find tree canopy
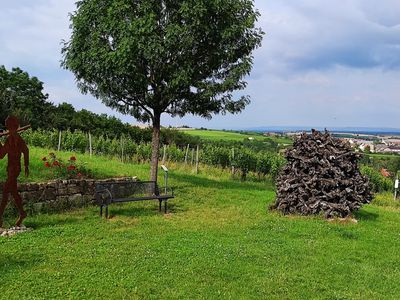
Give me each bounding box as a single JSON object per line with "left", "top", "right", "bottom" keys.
{"left": 62, "top": 0, "right": 263, "bottom": 181}
{"left": 0, "top": 66, "right": 52, "bottom": 129}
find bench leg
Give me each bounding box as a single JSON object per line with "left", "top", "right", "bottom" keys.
{"left": 159, "top": 199, "right": 162, "bottom": 212}
{"left": 100, "top": 205, "right": 103, "bottom": 217}
{"left": 105, "top": 205, "right": 109, "bottom": 219}
{"left": 164, "top": 200, "right": 167, "bottom": 213}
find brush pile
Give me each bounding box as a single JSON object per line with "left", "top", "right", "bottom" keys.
{"left": 272, "top": 129, "right": 372, "bottom": 218}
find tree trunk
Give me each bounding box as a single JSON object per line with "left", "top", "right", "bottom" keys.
{"left": 150, "top": 113, "right": 161, "bottom": 183}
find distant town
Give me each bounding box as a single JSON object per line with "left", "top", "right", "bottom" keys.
{"left": 270, "top": 131, "right": 400, "bottom": 154}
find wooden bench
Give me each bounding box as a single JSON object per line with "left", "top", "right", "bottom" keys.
{"left": 95, "top": 167, "right": 174, "bottom": 218}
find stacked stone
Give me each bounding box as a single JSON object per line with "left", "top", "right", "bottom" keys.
{"left": 0, "top": 226, "right": 32, "bottom": 237}
{"left": 0, "top": 177, "right": 137, "bottom": 214}
{"left": 272, "top": 130, "right": 372, "bottom": 218}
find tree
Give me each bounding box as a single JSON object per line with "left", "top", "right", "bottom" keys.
{"left": 0, "top": 66, "right": 53, "bottom": 129}
{"left": 52, "top": 102, "right": 76, "bottom": 130}
{"left": 62, "top": 0, "right": 263, "bottom": 182}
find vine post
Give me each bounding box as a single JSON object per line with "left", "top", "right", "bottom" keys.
{"left": 196, "top": 145, "right": 199, "bottom": 174}
{"left": 191, "top": 148, "right": 195, "bottom": 165}
{"left": 162, "top": 145, "right": 167, "bottom": 164}
{"left": 58, "top": 130, "right": 62, "bottom": 151}
{"left": 184, "top": 144, "right": 190, "bottom": 164}
{"left": 88, "top": 131, "right": 92, "bottom": 157}
{"left": 231, "top": 148, "right": 235, "bottom": 176}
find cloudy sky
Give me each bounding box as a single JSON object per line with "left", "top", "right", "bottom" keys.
{"left": 1, "top": 0, "right": 399, "bottom": 129}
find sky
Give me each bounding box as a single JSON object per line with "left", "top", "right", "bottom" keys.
{"left": 0, "top": 0, "right": 399, "bottom": 129}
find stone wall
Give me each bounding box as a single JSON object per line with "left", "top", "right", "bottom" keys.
{"left": 0, "top": 177, "right": 137, "bottom": 215}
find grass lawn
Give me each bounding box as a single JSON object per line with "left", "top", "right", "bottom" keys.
{"left": 181, "top": 129, "right": 292, "bottom": 144}
{"left": 1, "top": 148, "right": 400, "bottom": 298}
{"left": 366, "top": 152, "right": 400, "bottom": 159}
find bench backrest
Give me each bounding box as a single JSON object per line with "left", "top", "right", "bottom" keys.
{"left": 95, "top": 181, "right": 159, "bottom": 203}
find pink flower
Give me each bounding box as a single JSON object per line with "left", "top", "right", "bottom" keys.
{"left": 53, "top": 161, "right": 60, "bottom": 167}
{"left": 44, "top": 162, "right": 51, "bottom": 168}
{"left": 70, "top": 156, "right": 76, "bottom": 161}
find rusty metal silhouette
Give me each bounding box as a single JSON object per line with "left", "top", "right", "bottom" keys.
{"left": 0, "top": 116, "right": 30, "bottom": 228}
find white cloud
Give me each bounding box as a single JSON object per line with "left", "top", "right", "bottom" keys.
{"left": 1, "top": 0, "right": 400, "bottom": 129}
{"left": 254, "top": 0, "right": 400, "bottom": 73}
{"left": 0, "top": 0, "right": 74, "bottom": 69}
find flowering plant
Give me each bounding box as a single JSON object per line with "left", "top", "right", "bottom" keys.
{"left": 43, "top": 153, "right": 90, "bottom": 179}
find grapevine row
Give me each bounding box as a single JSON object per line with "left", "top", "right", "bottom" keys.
{"left": 21, "top": 129, "right": 286, "bottom": 179}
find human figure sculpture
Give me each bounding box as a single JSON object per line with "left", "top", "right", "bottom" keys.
{"left": 0, "top": 116, "right": 29, "bottom": 228}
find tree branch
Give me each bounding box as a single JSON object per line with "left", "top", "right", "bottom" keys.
{"left": 118, "top": 97, "right": 154, "bottom": 119}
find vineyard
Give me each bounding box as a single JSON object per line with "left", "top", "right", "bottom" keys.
{"left": 21, "top": 129, "right": 286, "bottom": 180}
{"left": 20, "top": 128, "right": 397, "bottom": 188}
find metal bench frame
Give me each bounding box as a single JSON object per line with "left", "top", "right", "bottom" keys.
{"left": 95, "top": 166, "right": 174, "bottom": 218}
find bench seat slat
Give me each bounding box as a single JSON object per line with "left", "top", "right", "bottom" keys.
{"left": 95, "top": 180, "right": 174, "bottom": 217}
{"left": 112, "top": 195, "right": 174, "bottom": 203}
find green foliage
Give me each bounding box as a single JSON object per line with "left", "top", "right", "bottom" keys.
{"left": 161, "top": 129, "right": 200, "bottom": 146}
{"left": 372, "top": 192, "right": 400, "bottom": 208}
{"left": 0, "top": 66, "right": 53, "bottom": 129}
{"left": 22, "top": 129, "right": 87, "bottom": 153}
{"left": 232, "top": 148, "right": 257, "bottom": 179}
{"left": 22, "top": 128, "right": 57, "bottom": 149}
{"left": 62, "top": 0, "right": 263, "bottom": 121}
{"left": 164, "top": 144, "right": 185, "bottom": 162}
{"left": 256, "top": 153, "right": 272, "bottom": 176}
{"left": 360, "top": 165, "right": 393, "bottom": 192}
{"left": 184, "top": 129, "right": 265, "bottom": 141}
{"left": 42, "top": 152, "right": 91, "bottom": 179}
{"left": 362, "top": 153, "right": 400, "bottom": 175}
{"left": 136, "top": 143, "right": 152, "bottom": 163}
{"left": 270, "top": 154, "right": 286, "bottom": 179}
{"left": 62, "top": 130, "right": 88, "bottom": 153}
{"left": 21, "top": 129, "right": 285, "bottom": 180}
{"left": 202, "top": 145, "right": 231, "bottom": 168}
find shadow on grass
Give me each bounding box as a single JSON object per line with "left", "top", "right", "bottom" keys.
{"left": 106, "top": 201, "right": 183, "bottom": 219}
{"left": 354, "top": 209, "right": 379, "bottom": 222}
{"left": 23, "top": 214, "right": 83, "bottom": 229}
{"left": 170, "top": 172, "right": 273, "bottom": 193}
{"left": 0, "top": 253, "right": 44, "bottom": 278}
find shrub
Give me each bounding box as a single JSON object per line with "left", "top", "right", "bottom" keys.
{"left": 202, "top": 145, "right": 231, "bottom": 168}
{"left": 42, "top": 153, "right": 92, "bottom": 179}
{"left": 360, "top": 165, "right": 393, "bottom": 193}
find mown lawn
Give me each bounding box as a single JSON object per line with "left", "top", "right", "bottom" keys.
{"left": 181, "top": 129, "right": 292, "bottom": 144}
{"left": 182, "top": 129, "right": 263, "bottom": 141}
{"left": 1, "top": 148, "right": 400, "bottom": 299}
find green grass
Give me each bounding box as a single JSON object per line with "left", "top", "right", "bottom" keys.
{"left": 0, "top": 147, "right": 145, "bottom": 183}
{"left": 366, "top": 153, "right": 400, "bottom": 159}
{"left": 1, "top": 148, "right": 400, "bottom": 298}
{"left": 183, "top": 129, "right": 263, "bottom": 141}
{"left": 182, "top": 129, "right": 292, "bottom": 144}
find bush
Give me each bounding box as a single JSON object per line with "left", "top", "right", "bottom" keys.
{"left": 232, "top": 148, "right": 257, "bottom": 180}
{"left": 372, "top": 192, "right": 400, "bottom": 208}
{"left": 42, "top": 153, "right": 92, "bottom": 179}
{"left": 202, "top": 145, "right": 231, "bottom": 168}
{"left": 360, "top": 165, "right": 393, "bottom": 193}
{"left": 166, "top": 144, "right": 185, "bottom": 162}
